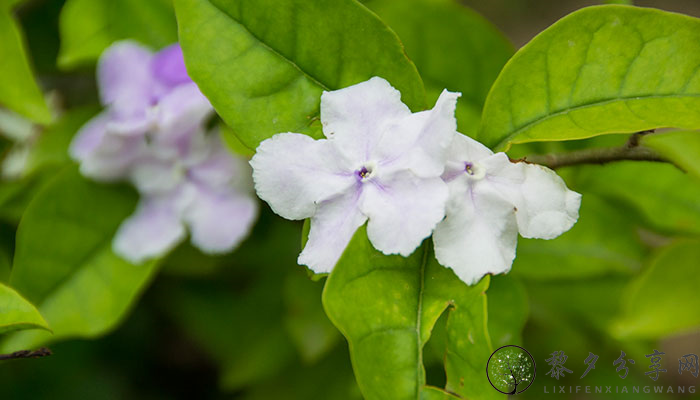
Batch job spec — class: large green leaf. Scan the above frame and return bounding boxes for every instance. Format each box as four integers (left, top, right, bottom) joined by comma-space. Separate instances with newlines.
613, 239, 700, 339
572, 162, 700, 236
1, 167, 158, 351
513, 194, 646, 280
175, 0, 425, 149
366, 0, 513, 134
478, 5, 700, 150
0, 282, 49, 334
57, 0, 178, 69
642, 130, 700, 180
323, 227, 499, 400
0, 7, 51, 123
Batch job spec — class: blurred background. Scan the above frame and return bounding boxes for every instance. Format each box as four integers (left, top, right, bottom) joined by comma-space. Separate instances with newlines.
1, 0, 699, 399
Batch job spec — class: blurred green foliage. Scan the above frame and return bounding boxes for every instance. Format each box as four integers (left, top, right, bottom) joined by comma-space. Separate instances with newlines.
643, 130, 700, 180
0, 2, 51, 123
0, 281, 48, 334
57, 0, 177, 68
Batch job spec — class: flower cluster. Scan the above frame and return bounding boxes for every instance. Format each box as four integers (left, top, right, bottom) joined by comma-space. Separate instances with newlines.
251, 77, 581, 284
71, 41, 257, 264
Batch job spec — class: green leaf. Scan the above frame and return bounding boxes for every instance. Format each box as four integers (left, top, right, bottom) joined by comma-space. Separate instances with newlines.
486, 275, 528, 347
521, 277, 655, 394
57, 0, 178, 69
0, 0, 25, 10
642, 130, 700, 180
366, 0, 513, 134
162, 213, 302, 391
0, 7, 51, 123
526, 277, 631, 337
323, 227, 498, 400
479, 5, 700, 150
175, 0, 425, 149
0, 246, 10, 283
572, 162, 700, 236
613, 239, 700, 339
0, 173, 47, 223
1, 167, 158, 351
0, 282, 49, 334
283, 271, 340, 364
243, 345, 363, 400
164, 279, 296, 391
513, 194, 646, 280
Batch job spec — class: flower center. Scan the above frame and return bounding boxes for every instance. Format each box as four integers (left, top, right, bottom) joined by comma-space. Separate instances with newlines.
355, 162, 376, 181
464, 161, 486, 180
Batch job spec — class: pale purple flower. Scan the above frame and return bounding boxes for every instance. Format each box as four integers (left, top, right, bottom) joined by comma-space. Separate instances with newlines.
70, 40, 257, 263
70, 41, 212, 180
433, 133, 581, 284
250, 77, 459, 273
112, 131, 258, 263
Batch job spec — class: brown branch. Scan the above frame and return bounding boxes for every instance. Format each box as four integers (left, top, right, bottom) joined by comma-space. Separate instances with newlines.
0, 347, 52, 361
522, 146, 669, 169
518, 130, 681, 170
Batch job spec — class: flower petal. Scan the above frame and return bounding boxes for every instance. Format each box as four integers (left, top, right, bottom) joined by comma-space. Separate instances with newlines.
71, 113, 146, 181
320, 77, 411, 161
375, 90, 461, 178
433, 179, 518, 285
70, 111, 110, 161
250, 133, 355, 220
105, 110, 155, 137
151, 43, 191, 89
98, 41, 154, 124
480, 154, 581, 239
129, 156, 182, 194
112, 196, 186, 264
183, 186, 258, 254
511, 163, 582, 239
442, 132, 494, 181
155, 82, 213, 142
298, 189, 367, 273
188, 139, 251, 190
360, 171, 448, 256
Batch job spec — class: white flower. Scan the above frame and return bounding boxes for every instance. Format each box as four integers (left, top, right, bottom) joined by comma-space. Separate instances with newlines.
251, 77, 460, 273
433, 133, 581, 285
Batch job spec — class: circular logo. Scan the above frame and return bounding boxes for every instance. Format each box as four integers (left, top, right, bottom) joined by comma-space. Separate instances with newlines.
486, 345, 536, 395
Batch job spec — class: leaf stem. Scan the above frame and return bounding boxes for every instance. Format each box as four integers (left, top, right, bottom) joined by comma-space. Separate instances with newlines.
0, 347, 52, 361
519, 131, 681, 170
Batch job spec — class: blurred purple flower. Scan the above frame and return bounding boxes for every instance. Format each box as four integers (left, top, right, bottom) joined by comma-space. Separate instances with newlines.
70, 41, 257, 263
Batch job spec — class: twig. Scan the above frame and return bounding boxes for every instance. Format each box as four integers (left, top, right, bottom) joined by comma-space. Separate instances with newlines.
522, 146, 669, 169
518, 130, 680, 170
0, 347, 52, 361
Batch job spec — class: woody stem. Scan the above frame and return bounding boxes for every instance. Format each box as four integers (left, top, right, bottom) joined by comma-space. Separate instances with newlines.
0, 347, 52, 361
520, 131, 682, 171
